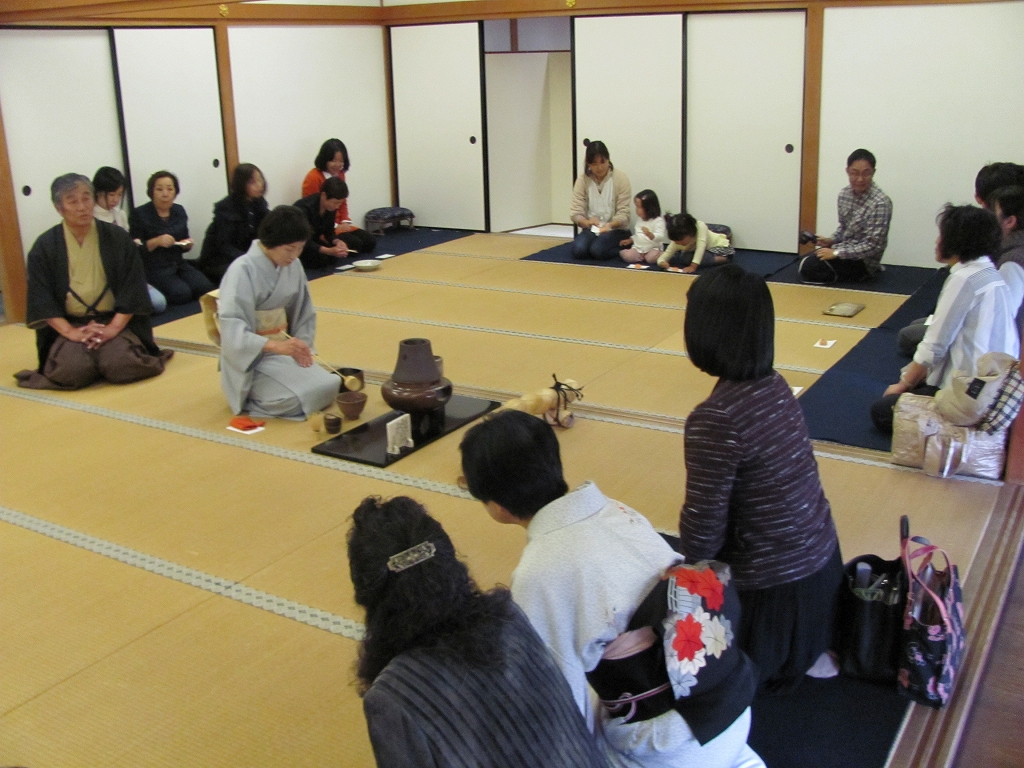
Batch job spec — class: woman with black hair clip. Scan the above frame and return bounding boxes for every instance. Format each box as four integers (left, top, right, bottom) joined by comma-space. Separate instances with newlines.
197, 163, 270, 284
680, 265, 843, 694
348, 495, 610, 768
300, 138, 376, 254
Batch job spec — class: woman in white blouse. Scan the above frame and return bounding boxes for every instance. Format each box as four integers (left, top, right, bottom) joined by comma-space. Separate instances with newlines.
871, 204, 1019, 433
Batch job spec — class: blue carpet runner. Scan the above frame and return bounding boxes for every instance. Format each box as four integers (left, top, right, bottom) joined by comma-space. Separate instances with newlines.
522, 242, 936, 296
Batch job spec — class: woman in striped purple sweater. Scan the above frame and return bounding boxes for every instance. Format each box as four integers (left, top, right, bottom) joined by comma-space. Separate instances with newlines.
679, 265, 843, 694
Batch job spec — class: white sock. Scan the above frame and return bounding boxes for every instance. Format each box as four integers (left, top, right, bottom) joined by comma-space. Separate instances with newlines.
806, 650, 841, 678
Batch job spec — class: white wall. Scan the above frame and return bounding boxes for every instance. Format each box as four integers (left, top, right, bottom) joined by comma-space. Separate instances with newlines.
518, 17, 571, 51
227, 25, 391, 226
391, 23, 486, 230
819, 2, 1024, 267
486, 53, 551, 232
114, 28, 227, 257
548, 52, 573, 225
0, 29, 123, 256
575, 15, 683, 221
687, 11, 805, 252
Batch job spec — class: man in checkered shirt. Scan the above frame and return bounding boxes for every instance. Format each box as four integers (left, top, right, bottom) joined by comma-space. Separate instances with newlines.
801, 148, 893, 284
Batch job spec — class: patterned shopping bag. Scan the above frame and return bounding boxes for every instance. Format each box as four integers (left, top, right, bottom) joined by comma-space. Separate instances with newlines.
897, 515, 966, 708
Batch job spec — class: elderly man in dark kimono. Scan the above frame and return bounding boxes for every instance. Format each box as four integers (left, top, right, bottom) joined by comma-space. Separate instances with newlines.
15, 173, 172, 390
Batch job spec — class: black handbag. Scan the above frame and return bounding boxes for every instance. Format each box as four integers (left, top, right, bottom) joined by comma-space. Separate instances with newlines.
834, 534, 907, 683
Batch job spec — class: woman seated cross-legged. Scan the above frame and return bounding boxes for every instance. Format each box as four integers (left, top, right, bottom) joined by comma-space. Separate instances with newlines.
871, 204, 1020, 434
129, 170, 214, 305
15, 173, 172, 391
301, 137, 376, 255
680, 264, 843, 694
348, 495, 611, 768
197, 163, 270, 285
571, 140, 632, 261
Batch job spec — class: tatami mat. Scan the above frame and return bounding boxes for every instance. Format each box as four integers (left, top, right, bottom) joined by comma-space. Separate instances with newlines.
352, 258, 905, 328
421, 232, 569, 258
0, 595, 374, 768
0, 521, 210, 714
0, 234, 1009, 768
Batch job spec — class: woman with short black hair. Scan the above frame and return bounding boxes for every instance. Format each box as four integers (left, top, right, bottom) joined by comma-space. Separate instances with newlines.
197, 163, 270, 285
872, 204, 1019, 432
349, 495, 609, 768
680, 265, 843, 694
129, 170, 214, 305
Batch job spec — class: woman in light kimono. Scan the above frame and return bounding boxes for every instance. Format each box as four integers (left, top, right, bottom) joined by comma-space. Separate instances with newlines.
218, 205, 340, 419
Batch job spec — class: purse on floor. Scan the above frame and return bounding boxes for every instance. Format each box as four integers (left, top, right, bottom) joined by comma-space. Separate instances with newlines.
834, 549, 906, 683
891, 393, 1007, 480
897, 516, 966, 709
934, 352, 1017, 426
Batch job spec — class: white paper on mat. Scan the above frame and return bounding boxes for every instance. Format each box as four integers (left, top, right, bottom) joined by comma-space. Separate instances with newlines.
813, 339, 837, 349
375, 253, 397, 260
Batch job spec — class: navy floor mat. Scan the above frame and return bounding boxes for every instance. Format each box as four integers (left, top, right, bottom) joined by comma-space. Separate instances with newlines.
303, 227, 475, 281
522, 242, 802, 276
749, 674, 909, 768
878, 267, 947, 330
522, 242, 934, 295
151, 298, 201, 327
798, 327, 904, 452
660, 531, 909, 768
152, 228, 475, 328
797, 268, 949, 451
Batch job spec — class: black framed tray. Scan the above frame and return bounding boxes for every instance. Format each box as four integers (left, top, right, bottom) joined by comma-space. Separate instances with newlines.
311, 394, 501, 467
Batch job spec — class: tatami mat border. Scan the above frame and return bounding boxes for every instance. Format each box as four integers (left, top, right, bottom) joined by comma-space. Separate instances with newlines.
0, 505, 366, 641
3, 377, 1001, 486
0, 386, 472, 500
341, 273, 874, 331
313, 307, 827, 376
420, 247, 915, 299
417, 249, 513, 261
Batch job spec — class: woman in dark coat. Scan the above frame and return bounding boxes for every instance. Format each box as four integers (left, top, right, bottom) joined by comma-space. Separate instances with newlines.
129, 170, 214, 305
197, 163, 270, 284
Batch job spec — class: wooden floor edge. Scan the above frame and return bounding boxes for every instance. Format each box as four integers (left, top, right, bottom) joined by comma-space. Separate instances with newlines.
886, 484, 1024, 768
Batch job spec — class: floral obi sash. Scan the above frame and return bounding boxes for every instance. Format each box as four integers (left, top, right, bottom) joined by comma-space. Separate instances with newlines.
585, 561, 757, 745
